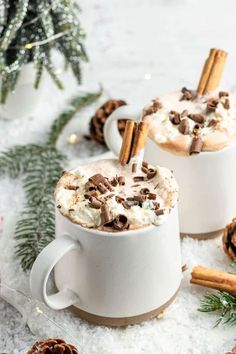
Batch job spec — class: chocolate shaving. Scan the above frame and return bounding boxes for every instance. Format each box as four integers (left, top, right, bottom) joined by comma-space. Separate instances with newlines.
141, 166, 148, 174
208, 118, 218, 127
188, 113, 205, 124
180, 87, 193, 101
169, 110, 181, 125
148, 193, 156, 200
155, 209, 164, 216
147, 168, 157, 180
140, 187, 150, 195
84, 190, 99, 199
103, 180, 114, 192
143, 99, 162, 117
85, 182, 96, 191
223, 98, 230, 110
101, 204, 112, 225
206, 98, 219, 113
65, 185, 79, 191
113, 214, 129, 231
178, 118, 190, 135
132, 163, 137, 173
219, 91, 229, 98
57, 205, 61, 209
115, 195, 125, 203
110, 177, 118, 187
189, 136, 203, 155
118, 176, 125, 185
106, 193, 115, 199
142, 161, 149, 168
89, 197, 102, 209
68, 208, 75, 212
193, 124, 203, 136
131, 184, 140, 187
89, 173, 105, 185
133, 176, 145, 182
122, 201, 131, 209
134, 195, 147, 202
181, 109, 189, 117
97, 183, 107, 193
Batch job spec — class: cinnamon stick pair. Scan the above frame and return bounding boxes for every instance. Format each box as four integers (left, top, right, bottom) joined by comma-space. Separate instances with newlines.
197, 48, 228, 95
190, 265, 236, 294
119, 120, 149, 166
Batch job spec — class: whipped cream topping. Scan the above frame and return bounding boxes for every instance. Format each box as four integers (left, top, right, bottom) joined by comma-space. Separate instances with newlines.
143, 89, 236, 155
55, 159, 178, 231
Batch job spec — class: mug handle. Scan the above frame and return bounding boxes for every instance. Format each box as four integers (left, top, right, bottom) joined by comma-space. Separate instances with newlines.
30, 235, 80, 310
104, 105, 142, 156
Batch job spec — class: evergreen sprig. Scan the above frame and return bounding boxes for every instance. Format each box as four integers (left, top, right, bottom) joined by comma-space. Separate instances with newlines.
0, 89, 102, 271
198, 261, 236, 326
199, 291, 236, 326
0, 0, 88, 103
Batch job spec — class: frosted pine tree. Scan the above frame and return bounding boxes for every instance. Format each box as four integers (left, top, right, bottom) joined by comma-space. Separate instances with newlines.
0, 0, 87, 103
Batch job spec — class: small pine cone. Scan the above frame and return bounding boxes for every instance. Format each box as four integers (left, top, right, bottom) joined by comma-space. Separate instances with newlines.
89, 99, 127, 146
27, 338, 78, 354
223, 218, 236, 260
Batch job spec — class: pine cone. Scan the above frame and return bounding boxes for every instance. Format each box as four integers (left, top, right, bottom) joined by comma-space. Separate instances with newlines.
89, 99, 127, 146
27, 338, 78, 354
226, 345, 236, 354
223, 218, 236, 260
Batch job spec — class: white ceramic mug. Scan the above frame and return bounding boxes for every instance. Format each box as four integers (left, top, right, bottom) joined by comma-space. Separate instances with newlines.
30, 207, 182, 326
104, 105, 236, 238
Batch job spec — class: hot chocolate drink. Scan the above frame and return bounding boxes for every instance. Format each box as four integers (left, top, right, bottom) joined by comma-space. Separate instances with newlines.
143, 88, 235, 156
55, 158, 178, 231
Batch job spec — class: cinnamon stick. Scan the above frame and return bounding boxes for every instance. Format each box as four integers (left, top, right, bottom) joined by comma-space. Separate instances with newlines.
131, 121, 149, 158
196, 48, 228, 95
119, 120, 149, 168
204, 50, 227, 94
190, 265, 236, 294
197, 48, 217, 95
119, 120, 136, 165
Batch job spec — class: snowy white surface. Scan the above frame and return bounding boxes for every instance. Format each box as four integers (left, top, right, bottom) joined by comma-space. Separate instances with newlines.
1, 0, 236, 353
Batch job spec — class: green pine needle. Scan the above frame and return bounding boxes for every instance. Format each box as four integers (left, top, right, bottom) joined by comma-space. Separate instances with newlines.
0, 90, 102, 271
0, 0, 87, 102
199, 291, 236, 326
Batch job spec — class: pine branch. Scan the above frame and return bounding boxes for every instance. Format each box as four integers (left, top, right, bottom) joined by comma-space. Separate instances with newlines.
15, 147, 63, 271
0, 0, 29, 51
199, 291, 236, 326
0, 144, 44, 178
0, 90, 101, 270
47, 88, 102, 146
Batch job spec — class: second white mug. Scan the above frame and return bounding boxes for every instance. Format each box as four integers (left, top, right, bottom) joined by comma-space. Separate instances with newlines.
104, 105, 236, 238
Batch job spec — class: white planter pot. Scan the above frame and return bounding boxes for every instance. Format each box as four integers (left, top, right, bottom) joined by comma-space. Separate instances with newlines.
0, 63, 42, 120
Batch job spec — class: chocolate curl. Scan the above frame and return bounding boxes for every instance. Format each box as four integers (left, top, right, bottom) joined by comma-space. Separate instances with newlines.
188, 114, 205, 124
101, 204, 112, 225
178, 119, 190, 135
113, 214, 129, 230
155, 209, 164, 216
118, 176, 125, 185
189, 136, 203, 155
89, 197, 102, 209
147, 168, 157, 180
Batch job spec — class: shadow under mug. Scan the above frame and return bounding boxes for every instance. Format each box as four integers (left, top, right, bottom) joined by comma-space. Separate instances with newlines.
30, 208, 182, 326
104, 105, 236, 238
